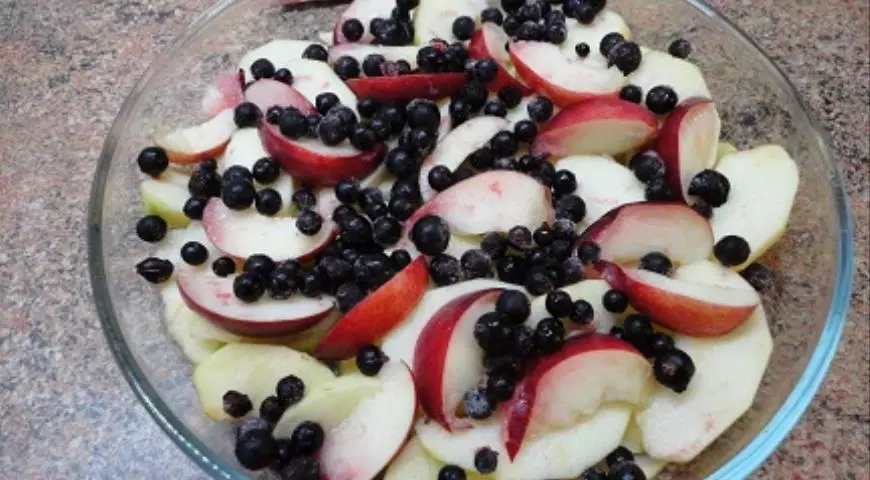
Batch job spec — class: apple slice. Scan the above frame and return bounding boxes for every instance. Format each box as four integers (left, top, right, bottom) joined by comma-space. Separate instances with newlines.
285, 59, 359, 110
599, 262, 760, 337
555, 155, 646, 225
468, 23, 531, 94
220, 128, 295, 215
414, 0, 479, 44
403, 170, 555, 239
636, 260, 773, 462
328, 44, 421, 69
178, 269, 336, 337
318, 361, 417, 480
502, 334, 652, 458
153, 223, 219, 276
621, 417, 645, 454
381, 278, 518, 366
157, 166, 193, 189
526, 279, 624, 334
717, 141, 738, 160
315, 256, 430, 359
259, 121, 386, 186
419, 116, 510, 201
201, 70, 245, 117
509, 40, 625, 107
192, 343, 335, 421
560, 11, 632, 68
416, 405, 632, 477
577, 202, 714, 266
635, 455, 669, 478
272, 374, 382, 438
201, 199, 335, 261
384, 436, 444, 480
531, 98, 658, 157
655, 99, 721, 202
333, 0, 396, 44
711, 145, 799, 269
243, 78, 314, 114
628, 48, 711, 105
281, 310, 341, 353
140, 178, 191, 228
160, 283, 227, 363
346, 73, 467, 102
238, 39, 324, 82
153, 108, 236, 164
415, 289, 502, 431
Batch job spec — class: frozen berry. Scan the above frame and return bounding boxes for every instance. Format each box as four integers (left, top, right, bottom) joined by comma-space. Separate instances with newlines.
390, 249, 412, 269
334, 178, 361, 204
496, 289, 531, 325
388, 195, 419, 220
259, 395, 287, 424
507, 225, 534, 250
629, 152, 666, 183
669, 38, 692, 59
429, 254, 464, 286
372, 216, 401, 245
411, 215, 451, 255
561, 257, 584, 285
333, 55, 361, 80
490, 130, 518, 157
137, 146, 169, 176
646, 85, 679, 115
545, 290, 573, 317
649, 332, 675, 354
341, 18, 365, 42
474, 447, 499, 474
135, 257, 173, 283
481, 7, 504, 24
741, 262, 775, 291
356, 344, 387, 376
273, 68, 293, 85
692, 200, 714, 219
406, 99, 442, 132
290, 421, 325, 455
570, 299, 594, 325
546, 22, 567, 43
483, 99, 508, 117
525, 267, 555, 295
654, 348, 695, 393
136, 215, 167, 243
602, 289, 629, 313
608, 41, 642, 75
608, 461, 646, 479
252, 157, 280, 184
428, 165, 454, 192
279, 108, 309, 139
486, 371, 516, 402
599, 32, 625, 56
714, 235, 750, 266
302, 44, 328, 62
496, 255, 527, 284
461, 387, 494, 420
212, 256, 236, 277
645, 177, 672, 201
577, 241, 601, 264
255, 188, 283, 216
268, 269, 297, 299
514, 119, 538, 143
181, 241, 208, 265
233, 272, 266, 302
235, 429, 277, 470
439, 465, 467, 480
234, 101, 261, 128
296, 210, 323, 236
188, 168, 222, 197
452, 15, 475, 40
575, 42, 591, 58
276, 375, 305, 406
250, 58, 275, 80
581, 467, 608, 480
222, 390, 253, 418
244, 254, 276, 277
556, 195, 586, 222
474, 312, 514, 354
183, 196, 208, 220
620, 84, 643, 104
222, 180, 256, 210
280, 456, 319, 480
688, 169, 731, 206
551, 218, 576, 241
461, 249, 494, 279
298, 269, 324, 297
534, 317, 565, 354
498, 85, 524, 108
527, 96, 554, 122
349, 122, 378, 150
639, 252, 673, 276
606, 446, 635, 467
481, 232, 508, 258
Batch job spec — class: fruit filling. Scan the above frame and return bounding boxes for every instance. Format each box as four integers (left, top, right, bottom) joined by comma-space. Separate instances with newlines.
133, 0, 800, 478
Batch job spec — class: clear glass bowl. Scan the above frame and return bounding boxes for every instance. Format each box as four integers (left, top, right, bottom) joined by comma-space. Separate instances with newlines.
87, 0, 855, 478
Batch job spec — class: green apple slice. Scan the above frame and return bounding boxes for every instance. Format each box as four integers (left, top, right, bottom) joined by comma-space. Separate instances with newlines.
193, 343, 335, 421
384, 436, 443, 480
140, 179, 191, 228
272, 374, 382, 439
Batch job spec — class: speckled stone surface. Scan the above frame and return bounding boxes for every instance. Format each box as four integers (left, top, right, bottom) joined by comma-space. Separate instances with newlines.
0, 0, 867, 478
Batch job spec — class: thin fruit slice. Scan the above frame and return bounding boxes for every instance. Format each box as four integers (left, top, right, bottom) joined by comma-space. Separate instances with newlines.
160, 283, 226, 364
153, 108, 236, 164
384, 436, 444, 480
238, 39, 323, 82
502, 334, 651, 459
578, 202, 713, 266
416, 406, 632, 478
509, 40, 625, 107
531, 98, 658, 157
259, 121, 386, 186
178, 269, 336, 337
711, 145, 799, 269
655, 99, 721, 202
526, 279, 624, 334
419, 116, 510, 201
560, 11, 632, 68
284, 59, 359, 112
468, 23, 532, 93
318, 361, 418, 480
201, 199, 335, 261
415, 289, 502, 431
281, 310, 341, 353
192, 343, 334, 421
628, 48, 711, 105
328, 44, 421, 69
219, 128, 294, 215
243, 78, 313, 114
315, 256, 430, 359
414, 0, 479, 44
555, 155, 646, 225
201, 70, 244, 117
346, 73, 467, 102
599, 262, 760, 337
636, 261, 773, 462
333, 0, 396, 44
381, 279, 518, 366
272, 374, 382, 438
140, 178, 191, 228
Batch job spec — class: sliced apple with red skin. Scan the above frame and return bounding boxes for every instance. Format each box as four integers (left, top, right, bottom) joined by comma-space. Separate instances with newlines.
318, 361, 418, 480
509, 40, 625, 107
577, 202, 713, 266
243, 78, 314, 114
346, 73, 467, 102
599, 261, 760, 337
403, 170, 555, 239
259, 121, 386, 186
415, 289, 503, 431
502, 334, 650, 459
332, 0, 395, 44
177, 269, 335, 337
238, 40, 323, 83
153, 108, 237, 164
531, 98, 658, 158
201, 70, 244, 117
628, 48, 711, 106
418, 116, 510, 201
655, 99, 721, 202
555, 155, 646, 225
468, 24, 532, 94
284, 59, 359, 113
637, 261, 773, 462
328, 44, 420, 69
315, 256, 430, 359
201, 199, 336, 262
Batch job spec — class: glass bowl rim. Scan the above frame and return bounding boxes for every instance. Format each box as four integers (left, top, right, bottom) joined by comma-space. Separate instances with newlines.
87, 0, 855, 478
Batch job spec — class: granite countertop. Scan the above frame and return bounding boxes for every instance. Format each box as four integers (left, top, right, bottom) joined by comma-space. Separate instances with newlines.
0, 0, 867, 478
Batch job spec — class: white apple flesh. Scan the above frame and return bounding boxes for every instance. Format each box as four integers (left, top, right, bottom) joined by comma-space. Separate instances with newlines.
283, 59, 359, 113
238, 39, 324, 82
333, 0, 396, 44
636, 260, 773, 463
560, 11, 632, 68
628, 48, 712, 105
414, 0, 479, 44
554, 155, 646, 225
526, 279, 626, 334
153, 108, 237, 164
383, 436, 444, 480
219, 128, 295, 215
711, 145, 799, 269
